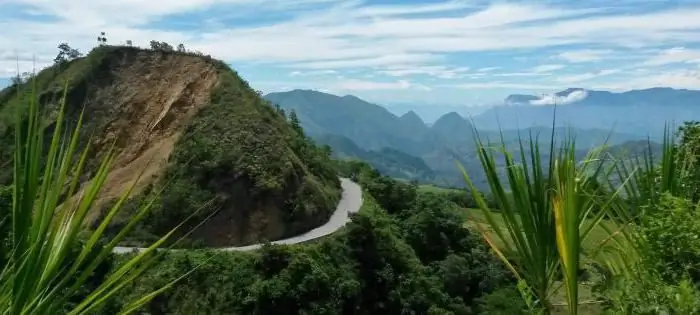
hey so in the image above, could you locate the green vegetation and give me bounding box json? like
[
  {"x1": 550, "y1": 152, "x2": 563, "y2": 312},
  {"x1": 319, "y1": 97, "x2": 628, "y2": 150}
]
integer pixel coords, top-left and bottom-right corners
[
  {"x1": 0, "y1": 79, "x2": 187, "y2": 313},
  {"x1": 130, "y1": 60, "x2": 341, "y2": 247},
  {"x1": 316, "y1": 133, "x2": 436, "y2": 182},
  {"x1": 459, "y1": 122, "x2": 700, "y2": 314},
  {"x1": 0, "y1": 45, "x2": 341, "y2": 248},
  {"x1": 3, "y1": 41, "x2": 700, "y2": 314},
  {"x1": 106, "y1": 160, "x2": 523, "y2": 314},
  {"x1": 418, "y1": 184, "x2": 461, "y2": 194}
]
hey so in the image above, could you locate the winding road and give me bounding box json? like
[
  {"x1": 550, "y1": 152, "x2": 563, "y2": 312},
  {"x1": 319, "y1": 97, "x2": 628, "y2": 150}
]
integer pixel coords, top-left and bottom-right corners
[{"x1": 112, "y1": 177, "x2": 363, "y2": 254}]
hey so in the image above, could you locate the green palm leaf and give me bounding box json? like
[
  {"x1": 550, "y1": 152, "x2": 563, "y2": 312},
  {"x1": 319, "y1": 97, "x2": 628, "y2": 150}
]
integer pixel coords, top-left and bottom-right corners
[{"x1": 0, "y1": 79, "x2": 192, "y2": 314}]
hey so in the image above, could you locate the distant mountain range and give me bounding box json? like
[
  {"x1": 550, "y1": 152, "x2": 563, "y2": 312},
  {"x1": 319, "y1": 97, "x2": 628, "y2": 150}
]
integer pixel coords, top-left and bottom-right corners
[
  {"x1": 475, "y1": 87, "x2": 700, "y2": 137},
  {"x1": 383, "y1": 101, "x2": 492, "y2": 124},
  {"x1": 264, "y1": 89, "x2": 668, "y2": 187}
]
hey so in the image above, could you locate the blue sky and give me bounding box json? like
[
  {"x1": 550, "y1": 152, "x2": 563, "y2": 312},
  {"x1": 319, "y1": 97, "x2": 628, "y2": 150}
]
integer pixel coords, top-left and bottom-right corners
[{"x1": 2, "y1": 0, "x2": 700, "y2": 106}]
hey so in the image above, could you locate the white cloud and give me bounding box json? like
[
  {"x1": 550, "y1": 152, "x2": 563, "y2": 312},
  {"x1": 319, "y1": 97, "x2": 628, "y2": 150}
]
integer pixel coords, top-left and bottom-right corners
[
  {"x1": 449, "y1": 82, "x2": 556, "y2": 90},
  {"x1": 289, "y1": 54, "x2": 441, "y2": 69},
  {"x1": 555, "y1": 69, "x2": 620, "y2": 83},
  {"x1": 556, "y1": 49, "x2": 614, "y2": 62},
  {"x1": 330, "y1": 79, "x2": 432, "y2": 91},
  {"x1": 378, "y1": 65, "x2": 470, "y2": 79},
  {"x1": 531, "y1": 64, "x2": 565, "y2": 73},
  {"x1": 289, "y1": 69, "x2": 337, "y2": 77},
  {"x1": 495, "y1": 72, "x2": 552, "y2": 77},
  {"x1": 477, "y1": 67, "x2": 500, "y2": 72},
  {"x1": 490, "y1": 64, "x2": 565, "y2": 78},
  {"x1": 642, "y1": 47, "x2": 700, "y2": 66},
  {"x1": 600, "y1": 69, "x2": 700, "y2": 90},
  {"x1": 4, "y1": 0, "x2": 700, "y2": 100},
  {"x1": 9, "y1": 1, "x2": 698, "y2": 68},
  {"x1": 530, "y1": 89, "x2": 589, "y2": 106}
]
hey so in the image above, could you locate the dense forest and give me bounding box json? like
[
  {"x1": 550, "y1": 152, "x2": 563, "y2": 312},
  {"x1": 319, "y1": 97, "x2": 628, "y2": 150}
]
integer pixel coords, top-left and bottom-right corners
[{"x1": 106, "y1": 160, "x2": 526, "y2": 314}]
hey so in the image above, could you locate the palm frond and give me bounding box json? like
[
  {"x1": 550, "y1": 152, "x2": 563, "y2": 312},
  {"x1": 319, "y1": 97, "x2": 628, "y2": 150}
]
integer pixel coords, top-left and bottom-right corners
[{"x1": 0, "y1": 78, "x2": 190, "y2": 314}]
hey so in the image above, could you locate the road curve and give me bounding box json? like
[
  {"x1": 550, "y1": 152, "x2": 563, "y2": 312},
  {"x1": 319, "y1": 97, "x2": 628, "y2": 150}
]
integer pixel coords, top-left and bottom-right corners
[{"x1": 112, "y1": 177, "x2": 362, "y2": 254}]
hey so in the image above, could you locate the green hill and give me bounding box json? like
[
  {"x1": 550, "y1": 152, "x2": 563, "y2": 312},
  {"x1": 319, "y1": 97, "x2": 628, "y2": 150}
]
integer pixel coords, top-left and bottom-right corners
[{"x1": 0, "y1": 46, "x2": 341, "y2": 247}]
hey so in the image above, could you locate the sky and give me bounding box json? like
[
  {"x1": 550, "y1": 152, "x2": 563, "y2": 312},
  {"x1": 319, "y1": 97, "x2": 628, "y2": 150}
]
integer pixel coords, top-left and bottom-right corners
[{"x1": 2, "y1": 0, "x2": 700, "y2": 106}]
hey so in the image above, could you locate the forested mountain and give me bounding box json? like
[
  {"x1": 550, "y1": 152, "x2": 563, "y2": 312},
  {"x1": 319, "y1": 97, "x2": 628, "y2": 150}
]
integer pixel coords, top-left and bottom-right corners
[
  {"x1": 264, "y1": 89, "x2": 423, "y2": 152},
  {"x1": 315, "y1": 134, "x2": 436, "y2": 182},
  {"x1": 265, "y1": 89, "x2": 649, "y2": 187}
]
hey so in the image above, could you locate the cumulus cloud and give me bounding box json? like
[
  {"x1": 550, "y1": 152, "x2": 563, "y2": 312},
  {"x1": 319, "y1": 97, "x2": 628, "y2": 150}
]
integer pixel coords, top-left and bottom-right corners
[{"x1": 530, "y1": 89, "x2": 589, "y2": 106}]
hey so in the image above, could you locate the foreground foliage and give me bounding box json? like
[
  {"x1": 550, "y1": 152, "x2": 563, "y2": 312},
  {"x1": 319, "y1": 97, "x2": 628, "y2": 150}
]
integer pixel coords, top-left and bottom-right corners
[
  {"x1": 0, "y1": 81, "x2": 185, "y2": 314},
  {"x1": 461, "y1": 120, "x2": 700, "y2": 314}
]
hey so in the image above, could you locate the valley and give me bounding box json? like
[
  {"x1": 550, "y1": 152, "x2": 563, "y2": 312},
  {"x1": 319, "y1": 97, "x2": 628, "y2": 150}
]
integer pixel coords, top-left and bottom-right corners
[{"x1": 266, "y1": 89, "x2": 667, "y2": 189}]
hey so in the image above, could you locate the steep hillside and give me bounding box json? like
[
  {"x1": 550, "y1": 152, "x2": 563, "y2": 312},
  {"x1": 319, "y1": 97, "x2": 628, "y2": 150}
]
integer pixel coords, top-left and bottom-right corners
[
  {"x1": 264, "y1": 90, "x2": 426, "y2": 154},
  {"x1": 315, "y1": 134, "x2": 436, "y2": 182},
  {"x1": 0, "y1": 46, "x2": 341, "y2": 247}
]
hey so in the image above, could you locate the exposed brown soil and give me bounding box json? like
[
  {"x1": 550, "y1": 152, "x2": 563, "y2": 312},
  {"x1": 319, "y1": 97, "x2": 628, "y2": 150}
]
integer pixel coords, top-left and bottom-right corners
[
  {"x1": 28, "y1": 47, "x2": 342, "y2": 247},
  {"x1": 59, "y1": 51, "x2": 220, "y2": 224}
]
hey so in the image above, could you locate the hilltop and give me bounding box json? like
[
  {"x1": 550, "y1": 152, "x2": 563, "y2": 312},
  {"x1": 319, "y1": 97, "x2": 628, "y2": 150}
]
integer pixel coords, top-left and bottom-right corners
[{"x1": 0, "y1": 46, "x2": 341, "y2": 247}]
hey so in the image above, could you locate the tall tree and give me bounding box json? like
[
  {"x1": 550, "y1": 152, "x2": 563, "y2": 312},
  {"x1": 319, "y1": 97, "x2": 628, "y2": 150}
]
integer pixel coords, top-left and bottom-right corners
[{"x1": 288, "y1": 109, "x2": 304, "y2": 136}]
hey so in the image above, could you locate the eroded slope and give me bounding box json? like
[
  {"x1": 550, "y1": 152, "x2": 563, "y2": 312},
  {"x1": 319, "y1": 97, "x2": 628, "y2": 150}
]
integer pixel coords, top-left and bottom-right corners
[{"x1": 0, "y1": 46, "x2": 341, "y2": 247}]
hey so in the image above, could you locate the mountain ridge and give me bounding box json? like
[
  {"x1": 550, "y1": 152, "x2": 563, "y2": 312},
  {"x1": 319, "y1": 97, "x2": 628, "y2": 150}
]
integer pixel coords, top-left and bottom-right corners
[
  {"x1": 503, "y1": 87, "x2": 700, "y2": 107},
  {"x1": 264, "y1": 89, "x2": 648, "y2": 187},
  {"x1": 0, "y1": 46, "x2": 342, "y2": 247}
]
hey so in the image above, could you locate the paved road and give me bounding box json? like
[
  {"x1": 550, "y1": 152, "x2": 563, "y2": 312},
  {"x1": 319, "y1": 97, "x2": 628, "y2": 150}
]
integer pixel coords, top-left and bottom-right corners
[{"x1": 113, "y1": 177, "x2": 362, "y2": 254}]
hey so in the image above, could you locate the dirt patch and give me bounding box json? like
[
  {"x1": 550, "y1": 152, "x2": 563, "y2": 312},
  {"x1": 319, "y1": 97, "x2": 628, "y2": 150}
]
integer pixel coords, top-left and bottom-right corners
[{"x1": 59, "y1": 52, "x2": 220, "y2": 224}]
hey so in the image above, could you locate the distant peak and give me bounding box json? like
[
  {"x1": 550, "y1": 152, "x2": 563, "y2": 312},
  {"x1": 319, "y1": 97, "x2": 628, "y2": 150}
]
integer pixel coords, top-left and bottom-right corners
[
  {"x1": 341, "y1": 94, "x2": 362, "y2": 100},
  {"x1": 400, "y1": 110, "x2": 420, "y2": 119},
  {"x1": 438, "y1": 111, "x2": 465, "y2": 120},
  {"x1": 399, "y1": 110, "x2": 425, "y2": 125},
  {"x1": 431, "y1": 112, "x2": 471, "y2": 133},
  {"x1": 554, "y1": 88, "x2": 588, "y2": 98},
  {"x1": 289, "y1": 88, "x2": 316, "y2": 93}
]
